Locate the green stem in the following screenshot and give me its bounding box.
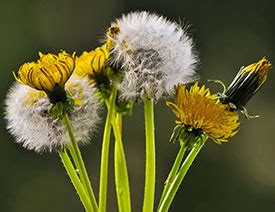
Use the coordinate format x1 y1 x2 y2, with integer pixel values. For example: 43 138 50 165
99 89 117 212
63 114 98 212
59 150 93 212
113 113 131 212
158 137 208 212
157 144 187 209
142 98 156 212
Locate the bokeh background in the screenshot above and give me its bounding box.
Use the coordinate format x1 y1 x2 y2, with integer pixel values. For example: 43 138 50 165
1 0 275 211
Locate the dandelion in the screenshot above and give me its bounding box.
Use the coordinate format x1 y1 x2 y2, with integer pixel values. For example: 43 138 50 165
167 82 240 144
223 57 272 110
13 51 75 103
106 11 199 211
5 76 100 153
6 52 99 210
75 44 110 81
158 82 240 211
74 27 121 99
107 11 198 101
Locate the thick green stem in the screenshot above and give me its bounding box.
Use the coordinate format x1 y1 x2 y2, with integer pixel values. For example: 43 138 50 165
63 114 98 212
113 113 131 212
99 89 117 212
157 144 186 209
158 137 208 212
59 150 93 212
142 98 156 212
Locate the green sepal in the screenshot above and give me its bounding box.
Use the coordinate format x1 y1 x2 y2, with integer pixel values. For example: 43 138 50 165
115 100 133 115
94 66 123 102
169 125 185 144
170 125 207 150
49 96 75 119
207 79 227 95
240 106 260 119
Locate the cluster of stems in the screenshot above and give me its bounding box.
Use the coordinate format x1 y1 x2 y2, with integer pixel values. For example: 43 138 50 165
59 88 209 212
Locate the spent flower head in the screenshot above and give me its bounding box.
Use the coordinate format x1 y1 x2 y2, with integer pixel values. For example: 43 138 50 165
5 76 100 153
107 11 199 101
167 82 240 144
14 51 75 103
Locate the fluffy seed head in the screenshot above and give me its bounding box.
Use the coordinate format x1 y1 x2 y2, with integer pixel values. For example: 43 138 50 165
5 76 100 153
107 11 199 101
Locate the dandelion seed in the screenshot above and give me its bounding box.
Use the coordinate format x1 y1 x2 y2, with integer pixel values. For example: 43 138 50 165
167 82 240 144
5 76 100 153
107 11 199 101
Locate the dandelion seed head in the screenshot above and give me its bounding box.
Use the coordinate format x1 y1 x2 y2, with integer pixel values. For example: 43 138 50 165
108 11 199 101
5 76 100 153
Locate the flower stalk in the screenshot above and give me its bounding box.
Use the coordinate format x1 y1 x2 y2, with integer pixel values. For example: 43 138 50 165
99 88 117 212
63 114 98 212
59 150 93 212
158 136 208 211
142 98 156 212
113 113 131 212
157 143 187 209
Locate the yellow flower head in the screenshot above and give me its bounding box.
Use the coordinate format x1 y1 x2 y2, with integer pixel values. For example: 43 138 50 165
240 57 271 83
14 51 75 91
224 57 272 109
14 51 75 103
167 82 240 144
75 26 121 81
75 44 110 80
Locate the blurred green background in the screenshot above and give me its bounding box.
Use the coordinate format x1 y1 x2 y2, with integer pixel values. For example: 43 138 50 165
1 0 275 211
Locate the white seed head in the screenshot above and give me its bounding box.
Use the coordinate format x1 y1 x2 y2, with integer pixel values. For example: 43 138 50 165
5 76 100 153
108 11 199 101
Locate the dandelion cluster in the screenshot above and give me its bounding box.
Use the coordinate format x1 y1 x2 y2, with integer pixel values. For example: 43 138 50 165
3 10 272 212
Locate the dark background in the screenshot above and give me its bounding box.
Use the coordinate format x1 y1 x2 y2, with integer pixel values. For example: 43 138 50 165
1 0 275 211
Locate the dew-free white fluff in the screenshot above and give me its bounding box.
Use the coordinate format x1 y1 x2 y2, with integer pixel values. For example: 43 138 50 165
108 11 199 101
5 76 100 153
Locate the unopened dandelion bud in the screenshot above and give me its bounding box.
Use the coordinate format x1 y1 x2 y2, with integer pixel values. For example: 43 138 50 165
224 57 272 110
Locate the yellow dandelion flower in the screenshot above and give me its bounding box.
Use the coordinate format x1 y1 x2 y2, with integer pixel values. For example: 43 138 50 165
167 82 240 144
75 25 121 89
75 44 110 79
224 57 272 109
14 51 75 103
75 25 121 80
14 51 75 91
